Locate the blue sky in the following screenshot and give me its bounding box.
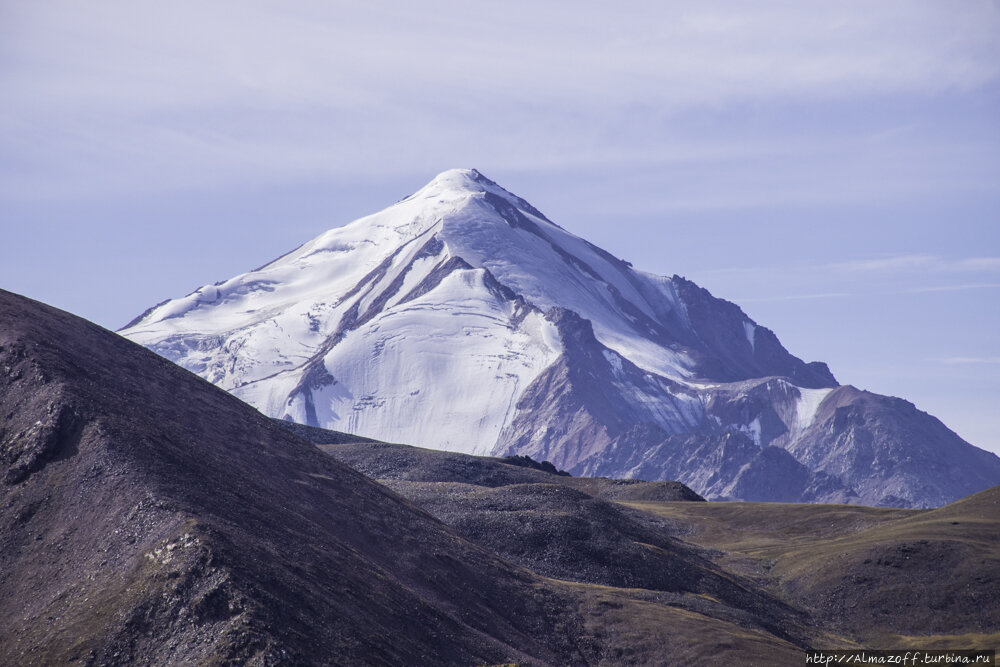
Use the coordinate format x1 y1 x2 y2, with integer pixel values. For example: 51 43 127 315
2 1 999 454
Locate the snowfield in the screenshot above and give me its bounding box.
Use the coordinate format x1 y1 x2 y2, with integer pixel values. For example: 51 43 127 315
120 169 1000 508
123 169 736 452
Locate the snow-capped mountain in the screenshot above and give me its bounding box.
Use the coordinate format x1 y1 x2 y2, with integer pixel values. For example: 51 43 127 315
121 169 1000 507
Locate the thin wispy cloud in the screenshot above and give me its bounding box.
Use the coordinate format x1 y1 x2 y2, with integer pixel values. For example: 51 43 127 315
931 357 1000 365
956 258 1000 271
830 255 1000 274
734 292 853 303
725 282 1000 303
693 255 1000 308
702 255 1000 279
2 0 999 200
828 255 939 273
903 283 1000 294
7 1 998 112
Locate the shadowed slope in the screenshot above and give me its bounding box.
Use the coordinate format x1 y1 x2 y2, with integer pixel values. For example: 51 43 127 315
0 289 574 665
283 420 703 502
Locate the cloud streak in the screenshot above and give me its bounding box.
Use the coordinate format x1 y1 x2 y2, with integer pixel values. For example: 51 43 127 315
694 255 1000 308
734 292 853 303
931 357 1000 365
704 255 1000 278
830 255 1000 274
2 0 999 200
903 283 1000 293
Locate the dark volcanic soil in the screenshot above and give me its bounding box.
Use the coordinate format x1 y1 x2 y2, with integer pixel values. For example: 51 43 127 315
0 289 573 665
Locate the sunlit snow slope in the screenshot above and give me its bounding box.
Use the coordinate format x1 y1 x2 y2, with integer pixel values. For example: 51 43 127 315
122 169 1000 507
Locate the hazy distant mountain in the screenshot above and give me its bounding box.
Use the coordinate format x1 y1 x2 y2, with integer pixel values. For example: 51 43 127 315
121 169 1000 507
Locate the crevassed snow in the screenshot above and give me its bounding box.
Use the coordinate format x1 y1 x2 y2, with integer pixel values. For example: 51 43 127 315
436 192 694 380
600 348 703 434
301 268 561 454
119 168 769 455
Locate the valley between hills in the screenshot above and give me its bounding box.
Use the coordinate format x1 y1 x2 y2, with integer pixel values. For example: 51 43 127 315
293 422 1000 660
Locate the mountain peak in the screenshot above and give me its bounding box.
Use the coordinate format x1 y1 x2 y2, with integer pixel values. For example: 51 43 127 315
118 172 1000 508
433 167 490 186
412 168 494 197
404 168 554 230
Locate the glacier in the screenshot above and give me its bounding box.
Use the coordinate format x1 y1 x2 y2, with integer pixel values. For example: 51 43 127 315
121 168 1000 507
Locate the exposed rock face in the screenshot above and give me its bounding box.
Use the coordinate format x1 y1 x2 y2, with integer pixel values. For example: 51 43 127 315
120 169 1000 507
785 386 1000 507
669 276 836 388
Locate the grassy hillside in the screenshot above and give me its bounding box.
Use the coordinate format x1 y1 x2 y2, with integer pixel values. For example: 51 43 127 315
628 488 1000 649
302 426 998 656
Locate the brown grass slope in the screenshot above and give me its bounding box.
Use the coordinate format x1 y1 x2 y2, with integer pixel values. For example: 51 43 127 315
0 289 807 666
630 490 1000 649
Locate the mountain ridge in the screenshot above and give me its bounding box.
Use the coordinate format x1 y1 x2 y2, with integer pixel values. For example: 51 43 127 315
120 168 1000 508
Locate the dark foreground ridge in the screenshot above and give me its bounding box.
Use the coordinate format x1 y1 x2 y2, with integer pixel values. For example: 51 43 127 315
0 289 573 664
